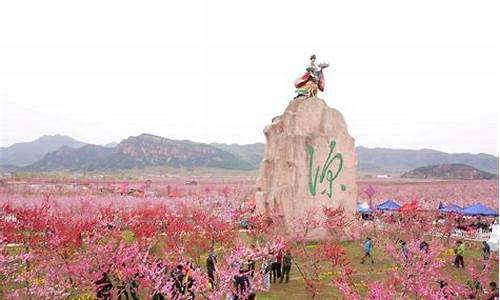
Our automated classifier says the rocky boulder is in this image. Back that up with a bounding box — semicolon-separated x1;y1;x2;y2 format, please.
256;97;357;239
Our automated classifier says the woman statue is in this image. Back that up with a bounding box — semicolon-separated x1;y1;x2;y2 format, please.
294;54;329;98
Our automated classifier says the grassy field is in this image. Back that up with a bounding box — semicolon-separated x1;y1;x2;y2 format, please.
257;240;499;299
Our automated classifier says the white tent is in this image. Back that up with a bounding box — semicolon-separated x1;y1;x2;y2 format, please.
356;201;372;213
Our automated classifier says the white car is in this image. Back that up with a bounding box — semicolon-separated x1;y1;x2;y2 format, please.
487;224;499;252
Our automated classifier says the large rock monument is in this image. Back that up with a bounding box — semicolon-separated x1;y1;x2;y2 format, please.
255;56;357;239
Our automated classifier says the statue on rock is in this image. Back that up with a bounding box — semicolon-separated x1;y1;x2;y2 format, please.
256;62;356;240
294;54;330;98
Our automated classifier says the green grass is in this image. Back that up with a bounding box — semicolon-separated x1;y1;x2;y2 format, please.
257;240;499;299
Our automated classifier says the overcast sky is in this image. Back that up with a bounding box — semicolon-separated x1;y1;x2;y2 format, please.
0;0;498;155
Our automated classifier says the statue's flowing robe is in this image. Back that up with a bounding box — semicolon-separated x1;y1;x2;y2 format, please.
294;69;325;91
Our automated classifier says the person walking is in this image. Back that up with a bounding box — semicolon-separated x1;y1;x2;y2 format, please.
361;237;374;264
454;241;465;268
171;264;185;299
483;241;491;260
233;269;250;300
270;251;279;283
419;240;429;253
261;257;271;290
206;250;217;289
401;241;409;260
275;250;283;282
248;244;256;278
279;250;292;283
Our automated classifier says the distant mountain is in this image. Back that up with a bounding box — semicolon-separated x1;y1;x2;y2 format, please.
8;134;499;175
25;144;115;171
0;134;87;167
0;164;19;173
401;164;498;180
24;134;256;172
211;143;265;169
356;146;498;175
103;142;118;148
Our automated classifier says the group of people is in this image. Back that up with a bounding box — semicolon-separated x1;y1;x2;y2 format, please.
205;247;293;300
94;235;493;299
440;279;499;299
95;260;199;300
261;249;293;288
361;237;498;299
453;239;492;270
361;236;488;270
361;237;430;265
455;216;495;232
463;279;499;299
366;236;490;270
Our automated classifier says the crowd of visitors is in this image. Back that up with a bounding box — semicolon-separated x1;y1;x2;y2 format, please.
207;246;294;300
360;236;498;300
94;234;494;299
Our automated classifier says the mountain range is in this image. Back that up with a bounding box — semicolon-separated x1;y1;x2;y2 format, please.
356;146;499;175
21;134;257;172
0;135;87;167
0;134;498;175
401;164;498;180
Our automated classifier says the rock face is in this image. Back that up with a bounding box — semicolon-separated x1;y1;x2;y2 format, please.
256;97;357;239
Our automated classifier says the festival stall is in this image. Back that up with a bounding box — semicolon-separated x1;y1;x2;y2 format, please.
376;199;401;211
437;201;463;213
460;203;499;217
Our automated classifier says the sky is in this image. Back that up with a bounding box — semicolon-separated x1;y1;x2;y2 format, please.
0;0;498;155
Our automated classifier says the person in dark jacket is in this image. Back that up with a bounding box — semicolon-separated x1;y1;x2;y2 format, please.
280;250;293;283
233;269;250;300
248;244;256;277
483;241;491;260
171;264;185;299
206;251;217;289
419;240;429;253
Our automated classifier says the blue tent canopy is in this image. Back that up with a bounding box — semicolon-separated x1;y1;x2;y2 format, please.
376;200;401;211
437;202;462;213
461;203;499;217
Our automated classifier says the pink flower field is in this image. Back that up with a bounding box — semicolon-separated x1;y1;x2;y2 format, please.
0;176;498;299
